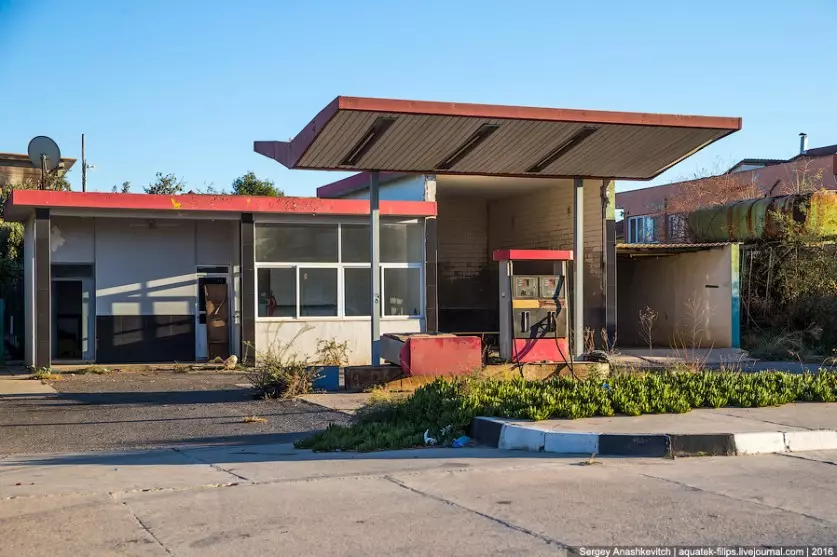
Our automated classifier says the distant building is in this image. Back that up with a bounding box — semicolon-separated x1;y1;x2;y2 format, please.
616;137;837;243
0;152;75;186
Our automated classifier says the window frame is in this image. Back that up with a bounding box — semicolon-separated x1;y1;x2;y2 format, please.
627;215;657;244
254;219;424;322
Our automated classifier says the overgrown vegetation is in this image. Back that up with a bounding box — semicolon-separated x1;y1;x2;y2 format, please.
743;192;837;359
244;330;346;399
296;370;837;452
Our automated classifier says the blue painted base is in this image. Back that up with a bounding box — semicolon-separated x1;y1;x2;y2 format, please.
310;365;341;391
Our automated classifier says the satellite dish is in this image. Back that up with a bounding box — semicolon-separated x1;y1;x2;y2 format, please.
28;136;62;173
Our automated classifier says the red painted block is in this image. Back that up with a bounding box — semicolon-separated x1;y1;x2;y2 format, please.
399;335;482;376
512;338;571;364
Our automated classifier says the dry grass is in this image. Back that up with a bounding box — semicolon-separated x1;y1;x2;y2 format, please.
242;415;269;424
30;368;63;381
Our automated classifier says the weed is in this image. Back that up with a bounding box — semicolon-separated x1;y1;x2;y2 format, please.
600;328;618;355
70;366;112;375
583;327;596;354
172;363;188;374
245;327;320;399
242;416;268;423
316;339;349;367
639;306;659;353
30;368;60;381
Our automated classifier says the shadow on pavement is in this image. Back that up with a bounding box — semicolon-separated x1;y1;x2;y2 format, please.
3;437;573;467
7;389;257;405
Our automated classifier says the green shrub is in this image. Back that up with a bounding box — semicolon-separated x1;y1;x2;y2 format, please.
296;370;837;452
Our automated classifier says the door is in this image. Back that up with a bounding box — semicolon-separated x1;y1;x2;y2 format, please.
53;280;83;360
196;276;228;360
204;282;230;360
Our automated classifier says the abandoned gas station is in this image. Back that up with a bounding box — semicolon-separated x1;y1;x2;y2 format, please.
7;96;741;370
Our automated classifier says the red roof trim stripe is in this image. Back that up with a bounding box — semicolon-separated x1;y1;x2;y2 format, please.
337;96;743;131
4;190;436;220
492;249;574;261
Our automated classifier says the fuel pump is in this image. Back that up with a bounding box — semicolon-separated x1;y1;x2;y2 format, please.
494;250;572;364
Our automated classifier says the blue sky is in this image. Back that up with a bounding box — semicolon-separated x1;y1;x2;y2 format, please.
1;0;835;196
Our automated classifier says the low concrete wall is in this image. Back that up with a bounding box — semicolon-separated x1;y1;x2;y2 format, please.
254;319;424;366
617;245;739;348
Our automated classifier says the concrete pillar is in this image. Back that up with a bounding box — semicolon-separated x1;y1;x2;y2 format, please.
424;217;438;333
603;180;617;348
34;208;51;369
573;177;584;357
240;213;256;363
369;171;381;365
23;216;35;367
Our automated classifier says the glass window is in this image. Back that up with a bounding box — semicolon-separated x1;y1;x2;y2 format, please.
628;216;657;244
256;224;338;262
383;223;423;263
340;223;423;263
384;268;421;316
341;225;369;263
299;268;338;317
257;268;295;317
344;268;371;316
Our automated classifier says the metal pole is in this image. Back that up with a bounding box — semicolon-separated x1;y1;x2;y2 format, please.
81;134;86;192
369;171;381;365
40;154;47;190
573;177;584;357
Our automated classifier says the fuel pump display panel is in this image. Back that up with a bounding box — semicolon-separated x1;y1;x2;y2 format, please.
511;274;568;340
513;276;539;298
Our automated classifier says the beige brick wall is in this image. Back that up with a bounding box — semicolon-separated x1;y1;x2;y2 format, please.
436;196;493;331
487;179;606;330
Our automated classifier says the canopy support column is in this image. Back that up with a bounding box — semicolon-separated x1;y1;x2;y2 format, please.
369;171;381;365
573;177;584;357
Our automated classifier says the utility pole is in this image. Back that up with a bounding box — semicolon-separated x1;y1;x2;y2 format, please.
81;134;87;192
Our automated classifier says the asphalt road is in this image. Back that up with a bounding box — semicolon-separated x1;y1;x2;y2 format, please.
2;443;837;555
0;371;350;454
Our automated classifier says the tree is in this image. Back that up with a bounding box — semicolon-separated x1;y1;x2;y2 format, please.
0;172;72;294
145;172;185;195
231;172;283;197
112;181;131;193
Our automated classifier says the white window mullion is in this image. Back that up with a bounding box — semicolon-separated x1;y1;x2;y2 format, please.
295;266;300;319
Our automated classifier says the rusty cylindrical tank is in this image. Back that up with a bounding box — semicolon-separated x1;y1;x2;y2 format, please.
688;190;837;243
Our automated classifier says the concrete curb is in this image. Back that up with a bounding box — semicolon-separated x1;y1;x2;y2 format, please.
471;417;837;458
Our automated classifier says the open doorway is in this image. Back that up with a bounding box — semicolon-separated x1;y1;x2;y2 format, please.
195;268;231;361
52;264;95;362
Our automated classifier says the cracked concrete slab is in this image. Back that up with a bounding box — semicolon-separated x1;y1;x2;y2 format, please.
119;475;560;556
638;452;837;523
0;449;240;498
389;458;837;545
0;492;169;556
176;443;571;484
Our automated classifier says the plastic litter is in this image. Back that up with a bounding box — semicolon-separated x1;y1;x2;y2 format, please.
424;430;437;446
452;435;471;448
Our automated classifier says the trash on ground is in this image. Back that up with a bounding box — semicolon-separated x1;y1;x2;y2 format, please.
452;435;471;448
424;429;437;445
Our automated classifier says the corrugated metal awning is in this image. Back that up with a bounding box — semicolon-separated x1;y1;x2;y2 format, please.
617;242;737;256
255;97;741;181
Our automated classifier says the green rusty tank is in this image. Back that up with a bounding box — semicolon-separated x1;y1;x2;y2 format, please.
688;190;837;242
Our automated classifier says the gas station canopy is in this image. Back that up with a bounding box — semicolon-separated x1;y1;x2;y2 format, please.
255;96;741;180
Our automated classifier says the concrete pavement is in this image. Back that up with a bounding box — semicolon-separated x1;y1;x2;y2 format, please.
0;371;351;454
3;442;837;555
